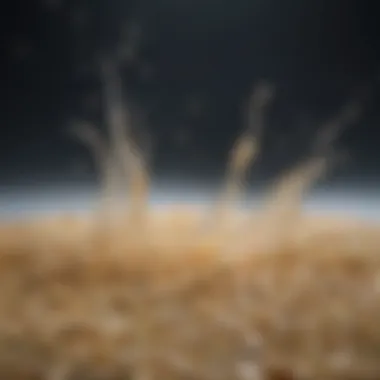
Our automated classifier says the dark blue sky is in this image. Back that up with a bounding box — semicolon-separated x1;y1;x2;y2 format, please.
1;0;380;185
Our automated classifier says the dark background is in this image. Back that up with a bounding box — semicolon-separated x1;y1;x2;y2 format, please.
1;0;380;189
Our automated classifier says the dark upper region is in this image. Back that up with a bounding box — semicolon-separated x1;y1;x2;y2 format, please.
0;0;380;182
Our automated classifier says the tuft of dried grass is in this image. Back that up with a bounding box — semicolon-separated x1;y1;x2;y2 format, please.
1;66;380;380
